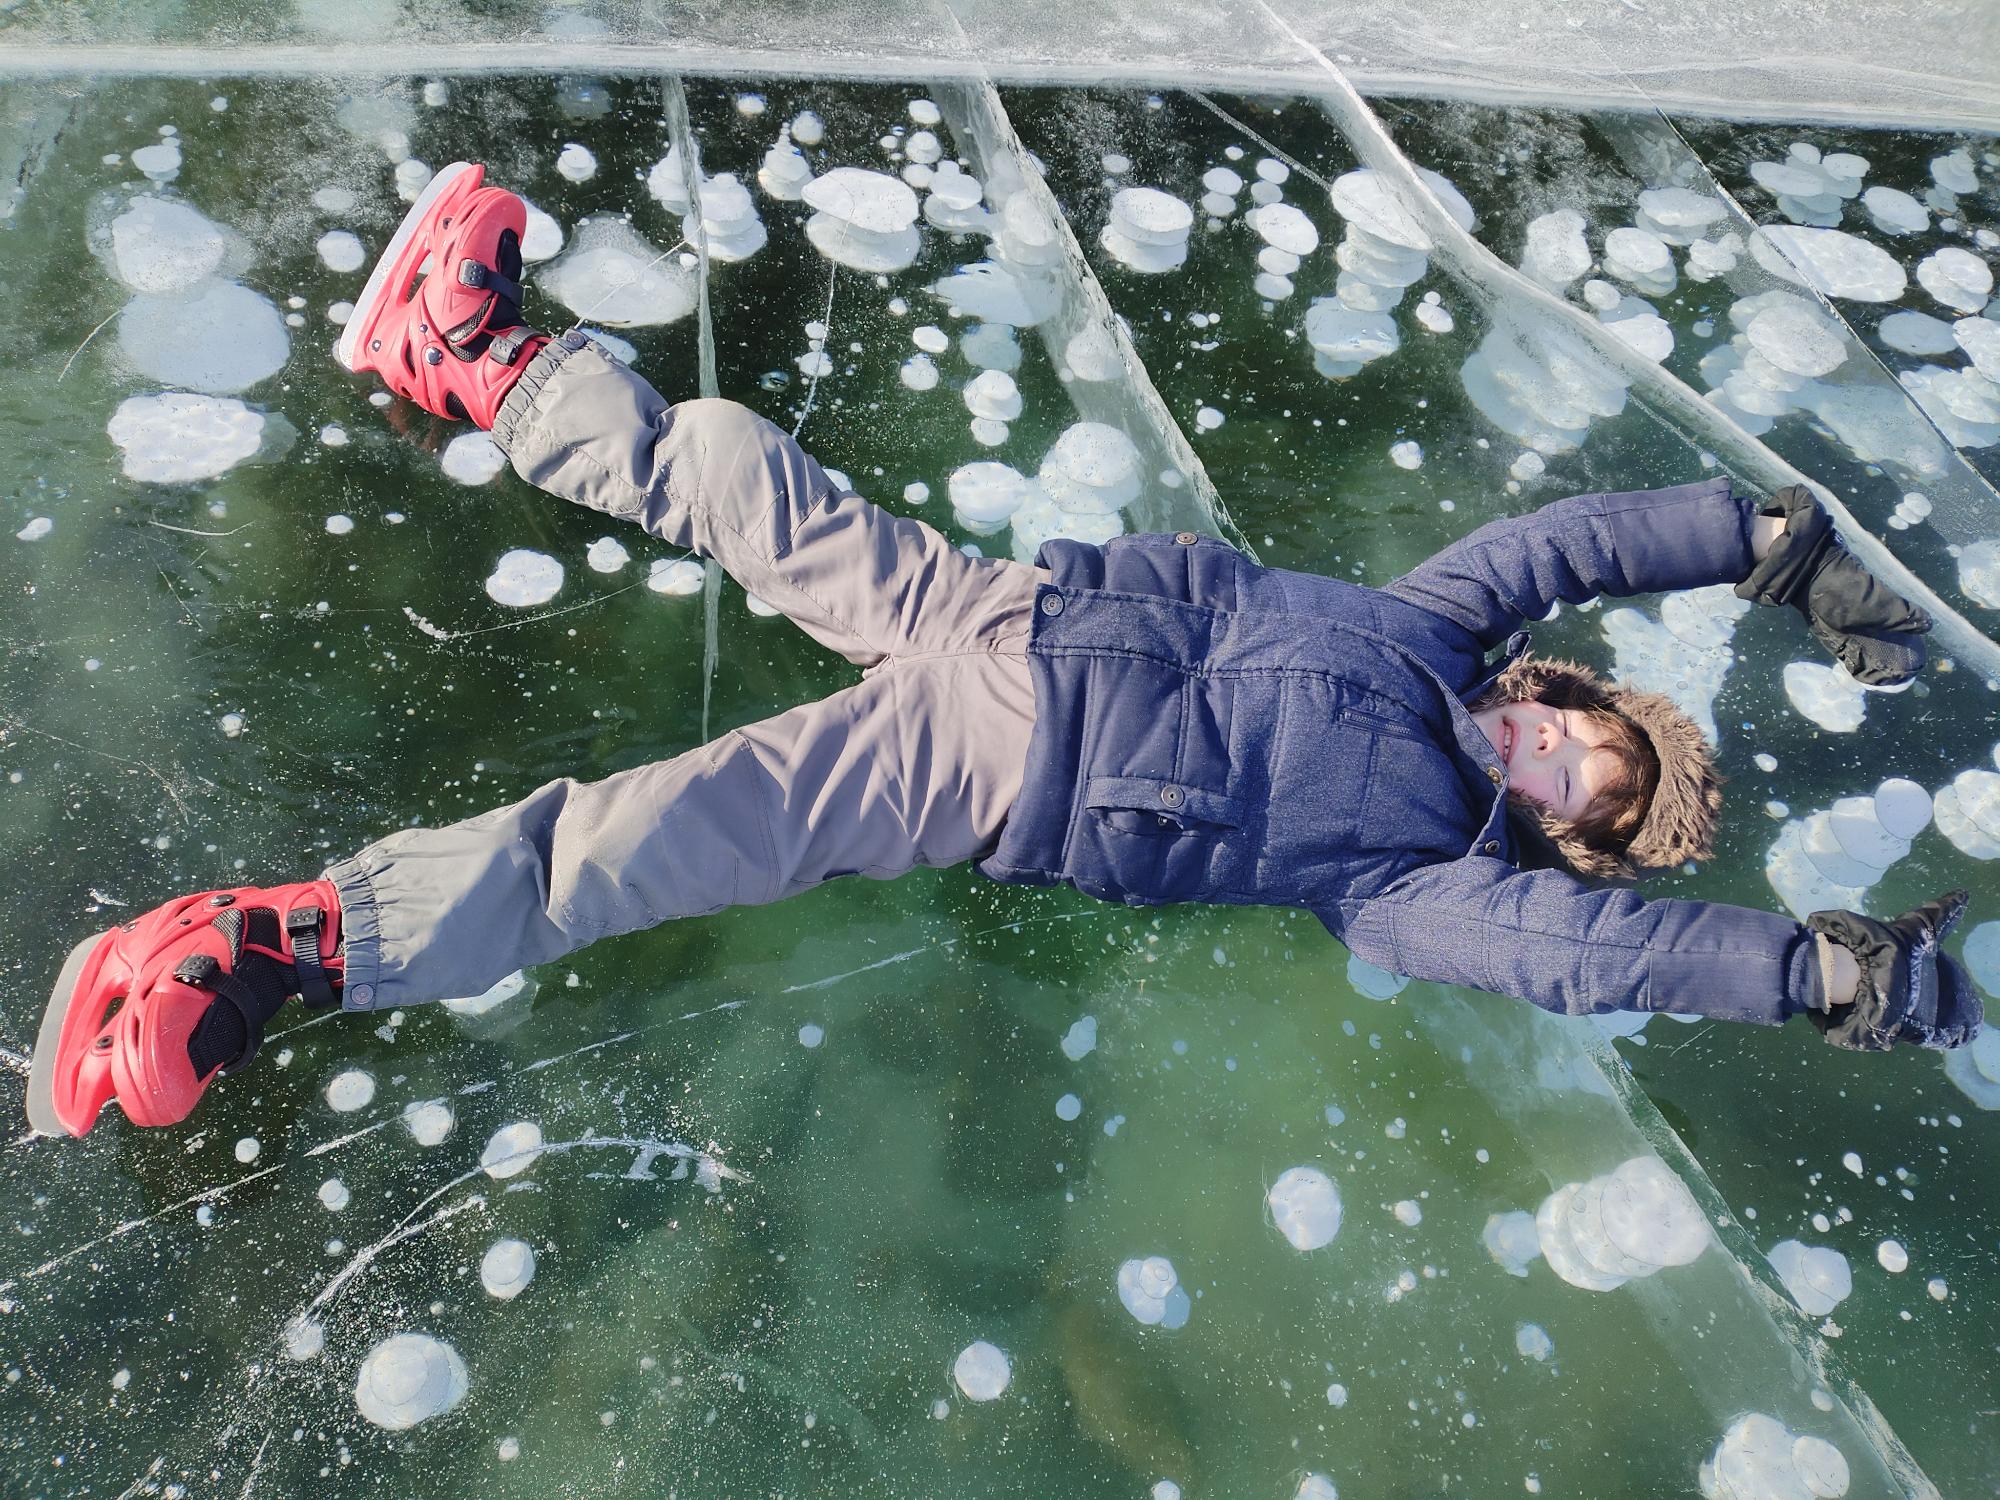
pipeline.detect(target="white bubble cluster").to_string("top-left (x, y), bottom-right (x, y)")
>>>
top-left (1749, 225), bottom-right (1906, 303)
top-left (1698, 290), bottom-right (1851, 438)
top-left (1116, 1255), bottom-right (1191, 1328)
top-left (1101, 187), bottom-right (1193, 274)
top-left (541, 217), bottom-right (697, 327)
top-left (1749, 142), bottom-right (1868, 227)
top-left (1698, 1414), bottom-right (1849, 1500)
top-left (484, 548), bottom-right (564, 608)
top-left (1267, 1165), bottom-right (1342, 1251)
top-left (1482, 1209), bottom-right (1543, 1277)
top-left (1765, 777), bottom-right (1931, 917)
top-left (1766, 1239), bottom-right (1854, 1316)
top-left (1536, 1155), bottom-right (1709, 1292)
top-left (481, 1120), bottom-right (545, 1180)
top-left (1461, 315), bottom-right (1629, 456)
top-left (354, 1332), bottom-right (468, 1431)
top-left (480, 1237), bottom-right (537, 1300)
top-left (107, 393), bottom-right (267, 483)
top-left (804, 167), bottom-right (922, 272)
top-left (1600, 585), bottom-right (1750, 745)
top-left (952, 1340), bottom-right (1010, 1401)
top-left (1310, 167), bottom-right (1472, 380)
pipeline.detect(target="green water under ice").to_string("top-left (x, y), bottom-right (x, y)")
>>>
top-left (0, 69), bottom-right (1996, 1500)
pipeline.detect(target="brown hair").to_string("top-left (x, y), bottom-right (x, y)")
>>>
top-left (1473, 655), bottom-right (1722, 880)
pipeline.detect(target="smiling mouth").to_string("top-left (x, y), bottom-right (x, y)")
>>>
top-left (1500, 720), bottom-right (1515, 765)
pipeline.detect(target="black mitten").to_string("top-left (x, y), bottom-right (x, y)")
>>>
top-left (1735, 484), bottom-right (1932, 685)
top-left (1806, 890), bottom-right (1981, 1052)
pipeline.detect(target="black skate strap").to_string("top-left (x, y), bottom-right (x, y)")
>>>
top-left (286, 905), bottom-right (337, 1009)
top-left (458, 257), bottom-right (524, 309)
top-left (181, 952), bottom-right (290, 1077)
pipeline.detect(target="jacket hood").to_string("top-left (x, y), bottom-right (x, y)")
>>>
top-left (1484, 655), bottom-right (1723, 880)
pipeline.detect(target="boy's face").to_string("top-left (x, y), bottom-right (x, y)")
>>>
top-left (1471, 700), bottom-right (1622, 821)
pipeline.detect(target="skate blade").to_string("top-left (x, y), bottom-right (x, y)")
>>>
top-left (25, 933), bottom-right (109, 1137)
top-left (334, 159), bottom-right (478, 372)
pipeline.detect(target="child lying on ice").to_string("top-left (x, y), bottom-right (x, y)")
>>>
top-left (27, 162), bottom-right (1979, 1138)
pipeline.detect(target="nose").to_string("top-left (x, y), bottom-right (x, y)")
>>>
top-left (1534, 718), bottom-right (1561, 756)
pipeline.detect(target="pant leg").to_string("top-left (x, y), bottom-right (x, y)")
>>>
top-left (491, 330), bottom-right (1031, 666)
top-left (325, 573), bottom-right (1040, 1013)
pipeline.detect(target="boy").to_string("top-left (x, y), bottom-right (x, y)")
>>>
top-left (27, 163), bottom-right (1979, 1138)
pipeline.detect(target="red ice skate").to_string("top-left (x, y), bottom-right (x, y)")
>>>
top-left (335, 160), bottom-right (546, 428)
top-left (27, 881), bottom-right (345, 1136)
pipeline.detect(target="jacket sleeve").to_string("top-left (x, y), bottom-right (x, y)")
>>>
top-left (1382, 477), bottom-right (1757, 653)
top-left (1325, 856), bottom-right (1821, 1026)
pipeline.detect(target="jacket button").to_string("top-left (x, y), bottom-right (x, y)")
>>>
top-left (1159, 785), bottom-right (1185, 808)
top-left (1486, 766), bottom-right (1504, 785)
top-left (1039, 593), bottom-right (1065, 616)
top-left (1174, 531), bottom-right (1198, 545)
top-left (1484, 840), bottom-right (1501, 855)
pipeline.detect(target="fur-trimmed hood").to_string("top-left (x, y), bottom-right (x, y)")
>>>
top-left (1483, 656), bottom-right (1723, 880)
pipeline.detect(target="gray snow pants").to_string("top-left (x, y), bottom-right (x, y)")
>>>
top-left (324, 331), bottom-right (1042, 1012)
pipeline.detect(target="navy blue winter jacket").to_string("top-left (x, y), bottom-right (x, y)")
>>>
top-left (980, 477), bottom-right (1822, 1028)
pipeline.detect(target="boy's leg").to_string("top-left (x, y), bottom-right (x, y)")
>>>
top-left (327, 585), bottom-right (1039, 1013)
top-left (493, 331), bottom-right (1025, 667)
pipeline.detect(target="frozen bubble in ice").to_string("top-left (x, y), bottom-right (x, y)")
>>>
top-left (1710, 1414), bottom-right (1817, 1500)
top-left (402, 1099), bottom-right (454, 1146)
top-left (1792, 1435), bottom-right (1850, 1498)
top-left (1535, 1184), bottom-right (1628, 1291)
top-left (1305, 302), bottom-right (1400, 368)
top-left (900, 354), bottom-right (940, 391)
top-left (1767, 1239), bottom-right (1853, 1316)
top-left (108, 393), bottom-right (265, 483)
top-left (1414, 298), bottom-right (1455, 333)
top-left (1330, 168), bottom-right (1458, 253)
top-left (484, 549), bottom-right (563, 608)
top-left (798, 1022), bottom-right (824, 1048)
top-left (952, 1341), bottom-right (1009, 1401)
top-left (1931, 148), bottom-right (1978, 195)
top-left (481, 1121), bottom-right (545, 1179)
top-left (1515, 1322), bottom-right (1554, 1361)
top-left (1195, 405), bottom-right (1225, 431)
top-left (1268, 1165), bottom-right (1342, 1250)
top-left (325, 1069), bottom-right (375, 1112)
top-left (960, 322), bottom-right (1021, 372)
top-left (1745, 296), bottom-right (1847, 377)
top-left (394, 159), bottom-right (434, 202)
top-left (555, 142), bottom-right (597, 182)
top-left (315, 229), bottom-right (365, 272)
top-left (480, 1237), bottom-right (537, 1300)
top-left (912, 324), bottom-right (950, 354)
top-left (786, 110), bottom-right (824, 147)
top-left (1783, 661), bottom-right (1866, 732)
top-left (542, 217), bottom-right (696, 326)
top-left (442, 431), bottom-right (507, 486)
top-left (1346, 954), bottom-right (1407, 999)
top-left (1247, 202), bottom-right (1319, 256)
top-left (233, 1135), bottom-right (259, 1163)
top-left (318, 1177), bottom-right (351, 1211)
top-left (1252, 271), bottom-right (1295, 300)
top-left (1519, 209), bottom-right (1591, 289)
top-left (1603, 226), bottom-right (1675, 292)
top-left (119, 280), bottom-right (289, 394)
top-left (906, 97), bottom-right (941, 126)
top-left (949, 462), bottom-right (1033, 527)
top-left (1637, 187), bottom-right (1726, 240)
top-left (1259, 246), bottom-right (1302, 276)
top-left (805, 167), bottom-right (920, 234)
top-left (520, 199), bottom-right (563, 262)
top-left (103, 195), bottom-right (231, 294)
top-left (1116, 1255), bottom-right (1191, 1328)
top-left (648, 559), bottom-right (705, 596)
top-left (1203, 166), bottom-right (1243, 196)
top-left (586, 536), bottom-right (630, 573)
top-left (930, 261), bottom-right (1054, 327)
top-left (355, 1332), bottom-right (468, 1431)
top-left (1060, 1016), bottom-right (1097, 1060)
top-left (1392, 1199), bottom-right (1422, 1226)
top-left (323, 514), bottom-right (353, 536)
top-left (645, 145), bottom-right (694, 214)
top-left (441, 969), bottom-right (527, 1016)
top-left (1055, 1093), bottom-right (1082, 1121)
top-left (1915, 247), bottom-right (1993, 313)
top-left (1387, 439), bottom-right (1423, 469)
top-left (1876, 1238), bottom-right (1909, 1273)
top-left (1295, 1476), bottom-right (1339, 1500)
top-left (312, 184), bottom-right (356, 214)
top-left (1964, 921), bottom-right (2000, 998)
top-left (1063, 325), bottom-right (1120, 382)
top-left (902, 481), bottom-right (929, 504)
top-left (1109, 186), bottom-right (1193, 245)
top-left (963, 369), bottom-right (1022, 422)
top-left (795, 350), bottom-right (834, 379)
top-left (1957, 317), bottom-right (2000, 381)
top-left (1862, 185), bottom-right (1929, 235)
top-left (1750, 226), bottom-right (1906, 302)
top-left (758, 131), bottom-right (814, 202)
top-left (131, 138), bottom-right (181, 180)
top-left (1877, 310), bottom-right (1959, 355)
top-left (1153, 1484), bottom-right (1181, 1500)
top-left (284, 1316), bottom-right (325, 1362)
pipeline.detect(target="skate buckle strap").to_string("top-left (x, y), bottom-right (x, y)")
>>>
top-left (457, 257), bottom-right (525, 309)
top-left (175, 953), bottom-right (275, 1075)
top-left (285, 905), bottom-right (337, 1009)
top-left (488, 325), bottom-right (542, 366)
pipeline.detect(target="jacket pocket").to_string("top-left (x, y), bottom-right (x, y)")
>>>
top-left (1084, 775), bottom-right (1246, 837)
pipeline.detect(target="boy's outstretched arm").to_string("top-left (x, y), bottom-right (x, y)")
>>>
top-left (1381, 477), bottom-right (1757, 652)
top-left (1325, 859), bottom-right (1979, 1048)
